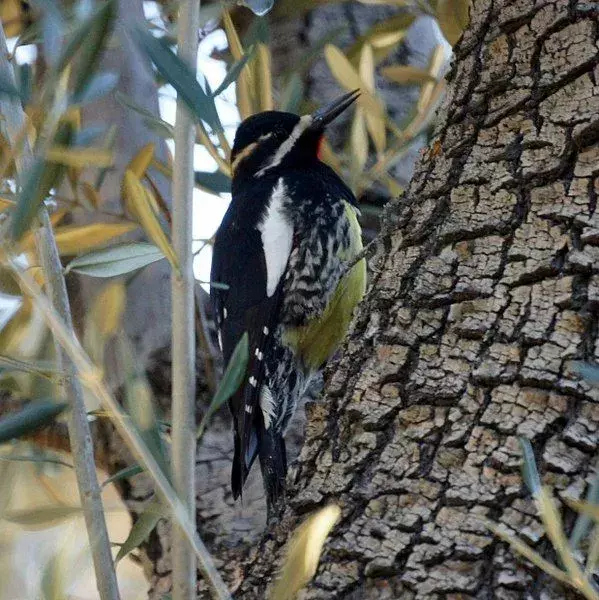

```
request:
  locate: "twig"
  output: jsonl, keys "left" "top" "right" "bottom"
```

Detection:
{"left": 0, "top": 22, "right": 121, "bottom": 600}
{"left": 171, "top": 1, "right": 200, "bottom": 599}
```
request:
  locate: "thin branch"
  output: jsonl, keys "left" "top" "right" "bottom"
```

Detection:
{"left": 0, "top": 22, "right": 121, "bottom": 600}
{"left": 172, "top": 1, "right": 200, "bottom": 599}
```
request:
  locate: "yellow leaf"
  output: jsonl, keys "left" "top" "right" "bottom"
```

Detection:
{"left": 85, "top": 282, "right": 126, "bottom": 363}
{"left": 256, "top": 43, "right": 274, "bottom": 112}
{"left": 1, "top": 0, "right": 24, "bottom": 37}
{"left": 54, "top": 222, "right": 138, "bottom": 256}
{"left": 325, "top": 44, "right": 363, "bottom": 93}
{"left": 325, "top": 44, "right": 384, "bottom": 150}
{"left": 270, "top": 505, "right": 341, "bottom": 600}
{"left": 359, "top": 43, "right": 375, "bottom": 93}
{"left": 222, "top": 10, "right": 243, "bottom": 61}
{"left": 383, "top": 175, "right": 403, "bottom": 198}
{"left": 123, "top": 170, "right": 179, "bottom": 273}
{"left": 417, "top": 45, "right": 446, "bottom": 113}
{"left": 223, "top": 9, "right": 253, "bottom": 118}
{"left": 350, "top": 107, "right": 368, "bottom": 174}
{"left": 127, "top": 143, "right": 155, "bottom": 179}
{"left": 347, "top": 14, "right": 415, "bottom": 65}
{"left": 0, "top": 197, "right": 15, "bottom": 211}
{"left": 46, "top": 146, "right": 114, "bottom": 168}
{"left": 436, "top": 0, "right": 471, "bottom": 46}
{"left": 80, "top": 182, "right": 102, "bottom": 209}
{"left": 381, "top": 65, "right": 437, "bottom": 85}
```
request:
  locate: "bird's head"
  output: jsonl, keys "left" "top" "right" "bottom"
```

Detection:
{"left": 230, "top": 89, "right": 359, "bottom": 182}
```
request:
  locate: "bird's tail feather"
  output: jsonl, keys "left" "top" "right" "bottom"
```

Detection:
{"left": 231, "top": 428, "right": 259, "bottom": 500}
{"left": 258, "top": 427, "right": 287, "bottom": 522}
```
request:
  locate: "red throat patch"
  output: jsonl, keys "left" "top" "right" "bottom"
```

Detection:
{"left": 317, "top": 134, "right": 325, "bottom": 159}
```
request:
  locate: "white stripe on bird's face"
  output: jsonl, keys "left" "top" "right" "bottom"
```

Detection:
{"left": 257, "top": 177, "right": 294, "bottom": 297}
{"left": 256, "top": 114, "right": 312, "bottom": 177}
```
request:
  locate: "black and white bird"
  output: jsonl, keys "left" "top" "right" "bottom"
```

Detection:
{"left": 210, "top": 90, "right": 366, "bottom": 519}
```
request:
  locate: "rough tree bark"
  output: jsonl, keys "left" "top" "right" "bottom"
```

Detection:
{"left": 211, "top": 0, "right": 599, "bottom": 598}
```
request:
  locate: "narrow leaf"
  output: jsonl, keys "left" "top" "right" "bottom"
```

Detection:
{"left": 194, "top": 170, "right": 231, "bottom": 194}
{"left": 127, "top": 143, "right": 155, "bottom": 179}
{"left": 56, "top": 0, "right": 117, "bottom": 97}
{"left": 270, "top": 505, "right": 341, "bottom": 600}
{"left": 47, "top": 146, "right": 114, "bottom": 168}
{"left": 123, "top": 170, "right": 179, "bottom": 273}
{"left": 212, "top": 49, "right": 254, "bottom": 98}
{"left": 66, "top": 242, "right": 165, "bottom": 278}
{"left": 0, "top": 72, "right": 22, "bottom": 98}
{"left": 381, "top": 65, "right": 437, "bottom": 85}
{"left": 279, "top": 73, "right": 304, "bottom": 114}
{"left": 519, "top": 438, "right": 542, "bottom": 496}
{"left": 436, "top": 0, "right": 470, "bottom": 46}
{"left": 71, "top": 71, "right": 119, "bottom": 105}
{"left": 11, "top": 123, "right": 74, "bottom": 241}
{"left": 102, "top": 464, "right": 144, "bottom": 488}
{"left": 3, "top": 506, "right": 81, "bottom": 529}
{"left": 53, "top": 222, "right": 138, "bottom": 256}
{"left": 0, "top": 354, "right": 62, "bottom": 379}
{"left": 115, "top": 499, "right": 164, "bottom": 563}
{"left": 132, "top": 27, "right": 222, "bottom": 133}
{"left": 197, "top": 333, "right": 248, "bottom": 439}
{"left": 0, "top": 454, "right": 73, "bottom": 469}
{"left": 0, "top": 400, "right": 68, "bottom": 445}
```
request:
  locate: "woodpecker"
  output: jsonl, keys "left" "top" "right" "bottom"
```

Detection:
{"left": 210, "top": 90, "right": 366, "bottom": 519}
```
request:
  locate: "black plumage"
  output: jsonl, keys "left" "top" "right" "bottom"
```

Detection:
{"left": 210, "top": 93, "right": 364, "bottom": 519}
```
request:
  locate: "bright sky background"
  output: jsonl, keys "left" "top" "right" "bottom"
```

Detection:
{"left": 142, "top": 2, "right": 240, "bottom": 289}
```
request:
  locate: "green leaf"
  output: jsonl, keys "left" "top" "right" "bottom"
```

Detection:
{"left": 0, "top": 354, "right": 62, "bottom": 379}
{"left": 197, "top": 333, "right": 248, "bottom": 439}
{"left": 115, "top": 498, "right": 164, "bottom": 563}
{"left": 572, "top": 361, "right": 599, "bottom": 387}
{"left": 194, "top": 170, "right": 231, "bottom": 194}
{"left": 65, "top": 242, "right": 165, "bottom": 278}
{"left": 3, "top": 506, "right": 81, "bottom": 529}
{"left": 0, "top": 400, "right": 68, "bottom": 445}
{"left": 0, "top": 72, "right": 22, "bottom": 98}
{"left": 11, "top": 122, "right": 74, "bottom": 241}
{"left": 279, "top": 73, "right": 304, "bottom": 113}
{"left": 519, "top": 438, "right": 542, "bottom": 496}
{"left": 212, "top": 48, "right": 254, "bottom": 98}
{"left": 115, "top": 91, "right": 175, "bottom": 138}
{"left": 35, "top": 0, "right": 66, "bottom": 66}
{"left": 15, "top": 63, "right": 32, "bottom": 104}
{"left": 56, "top": 0, "right": 117, "bottom": 97}
{"left": 0, "top": 454, "right": 73, "bottom": 469}
{"left": 71, "top": 71, "right": 119, "bottom": 105}
{"left": 131, "top": 27, "right": 223, "bottom": 133}
{"left": 102, "top": 464, "right": 144, "bottom": 488}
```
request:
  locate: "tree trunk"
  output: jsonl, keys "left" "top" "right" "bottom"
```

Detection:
{"left": 217, "top": 0, "right": 599, "bottom": 598}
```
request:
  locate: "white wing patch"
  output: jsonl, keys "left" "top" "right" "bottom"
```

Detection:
{"left": 260, "top": 385, "right": 276, "bottom": 430}
{"left": 257, "top": 177, "right": 293, "bottom": 297}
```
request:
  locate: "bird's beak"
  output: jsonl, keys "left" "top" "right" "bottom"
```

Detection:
{"left": 310, "top": 89, "right": 360, "bottom": 129}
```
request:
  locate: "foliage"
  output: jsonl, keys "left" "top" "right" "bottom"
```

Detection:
{"left": 487, "top": 436, "right": 599, "bottom": 599}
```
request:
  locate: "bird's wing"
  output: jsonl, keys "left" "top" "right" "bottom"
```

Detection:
{"left": 210, "top": 180, "right": 294, "bottom": 496}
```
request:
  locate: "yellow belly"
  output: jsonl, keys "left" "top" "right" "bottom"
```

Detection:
{"left": 283, "top": 201, "right": 366, "bottom": 372}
